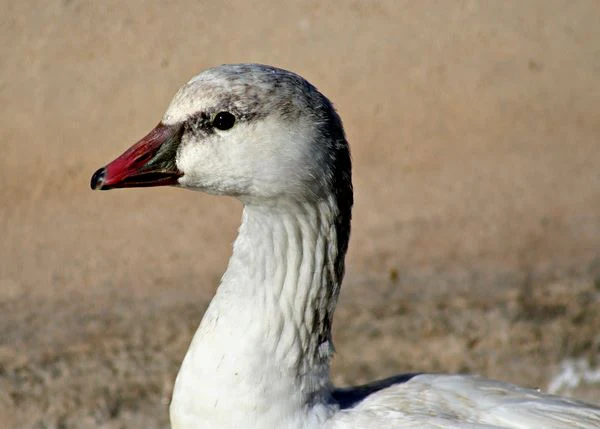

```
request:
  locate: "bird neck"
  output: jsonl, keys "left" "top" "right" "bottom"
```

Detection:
{"left": 170, "top": 195, "right": 351, "bottom": 429}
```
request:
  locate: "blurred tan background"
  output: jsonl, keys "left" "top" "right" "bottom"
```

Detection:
{"left": 1, "top": 1, "right": 600, "bottom": 428}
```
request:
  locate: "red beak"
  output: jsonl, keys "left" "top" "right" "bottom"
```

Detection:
{"left": 91, "top": 123, "right": 183, "bottom": 190}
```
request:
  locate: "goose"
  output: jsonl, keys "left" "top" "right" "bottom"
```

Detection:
{"left": 91, "top": 64, "right": 600, "bottom": 429}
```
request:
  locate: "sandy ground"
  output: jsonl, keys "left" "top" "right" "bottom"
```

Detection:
{"left": 1, "top": 1, "right": 600, "bottom": 428}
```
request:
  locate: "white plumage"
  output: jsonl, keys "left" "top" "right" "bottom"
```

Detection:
{"left": 92, "top": 64, "right": 600, "bottom": 429}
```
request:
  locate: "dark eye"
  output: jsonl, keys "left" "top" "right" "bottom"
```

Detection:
{"left": 213, "top": 111, "right": 236, "bottom": 130}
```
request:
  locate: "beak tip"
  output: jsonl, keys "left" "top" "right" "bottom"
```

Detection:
{"left": 91, "top": 167, "right": 107, "bottom": 190}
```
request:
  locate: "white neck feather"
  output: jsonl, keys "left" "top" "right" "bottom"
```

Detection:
{"left": 170, "top": 196, "right": 345, "bottom": 429}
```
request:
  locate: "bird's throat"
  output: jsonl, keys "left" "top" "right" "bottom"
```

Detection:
{"left": 170, "top": 196, "right": 349, "bottom": 429}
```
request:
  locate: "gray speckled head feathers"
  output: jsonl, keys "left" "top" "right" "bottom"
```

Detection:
{"left": 164, "top": 64, "right": 328, "bottom": 125}
{"left": 169, "top": 63, "right": 352, "bottom": 211}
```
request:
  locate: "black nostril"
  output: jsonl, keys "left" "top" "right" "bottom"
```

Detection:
{"left": 91, "top": 167, "right": 106, "bottom": 190}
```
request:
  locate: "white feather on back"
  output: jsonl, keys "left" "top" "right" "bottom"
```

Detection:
{"left": 331, "top": 374, "right": 600, "bottom": 428}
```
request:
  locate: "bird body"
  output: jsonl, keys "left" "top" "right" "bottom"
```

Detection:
{"left": 92, "top": 64, "right": 600, "bottom": 429}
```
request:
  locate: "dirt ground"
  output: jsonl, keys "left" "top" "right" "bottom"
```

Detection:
{"left": 1, "top": 1, "right": 600, "bottom": 428}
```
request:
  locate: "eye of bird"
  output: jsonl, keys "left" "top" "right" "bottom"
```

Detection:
{"left": 212, "top": 111, "right": 236, "bottom": 130}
